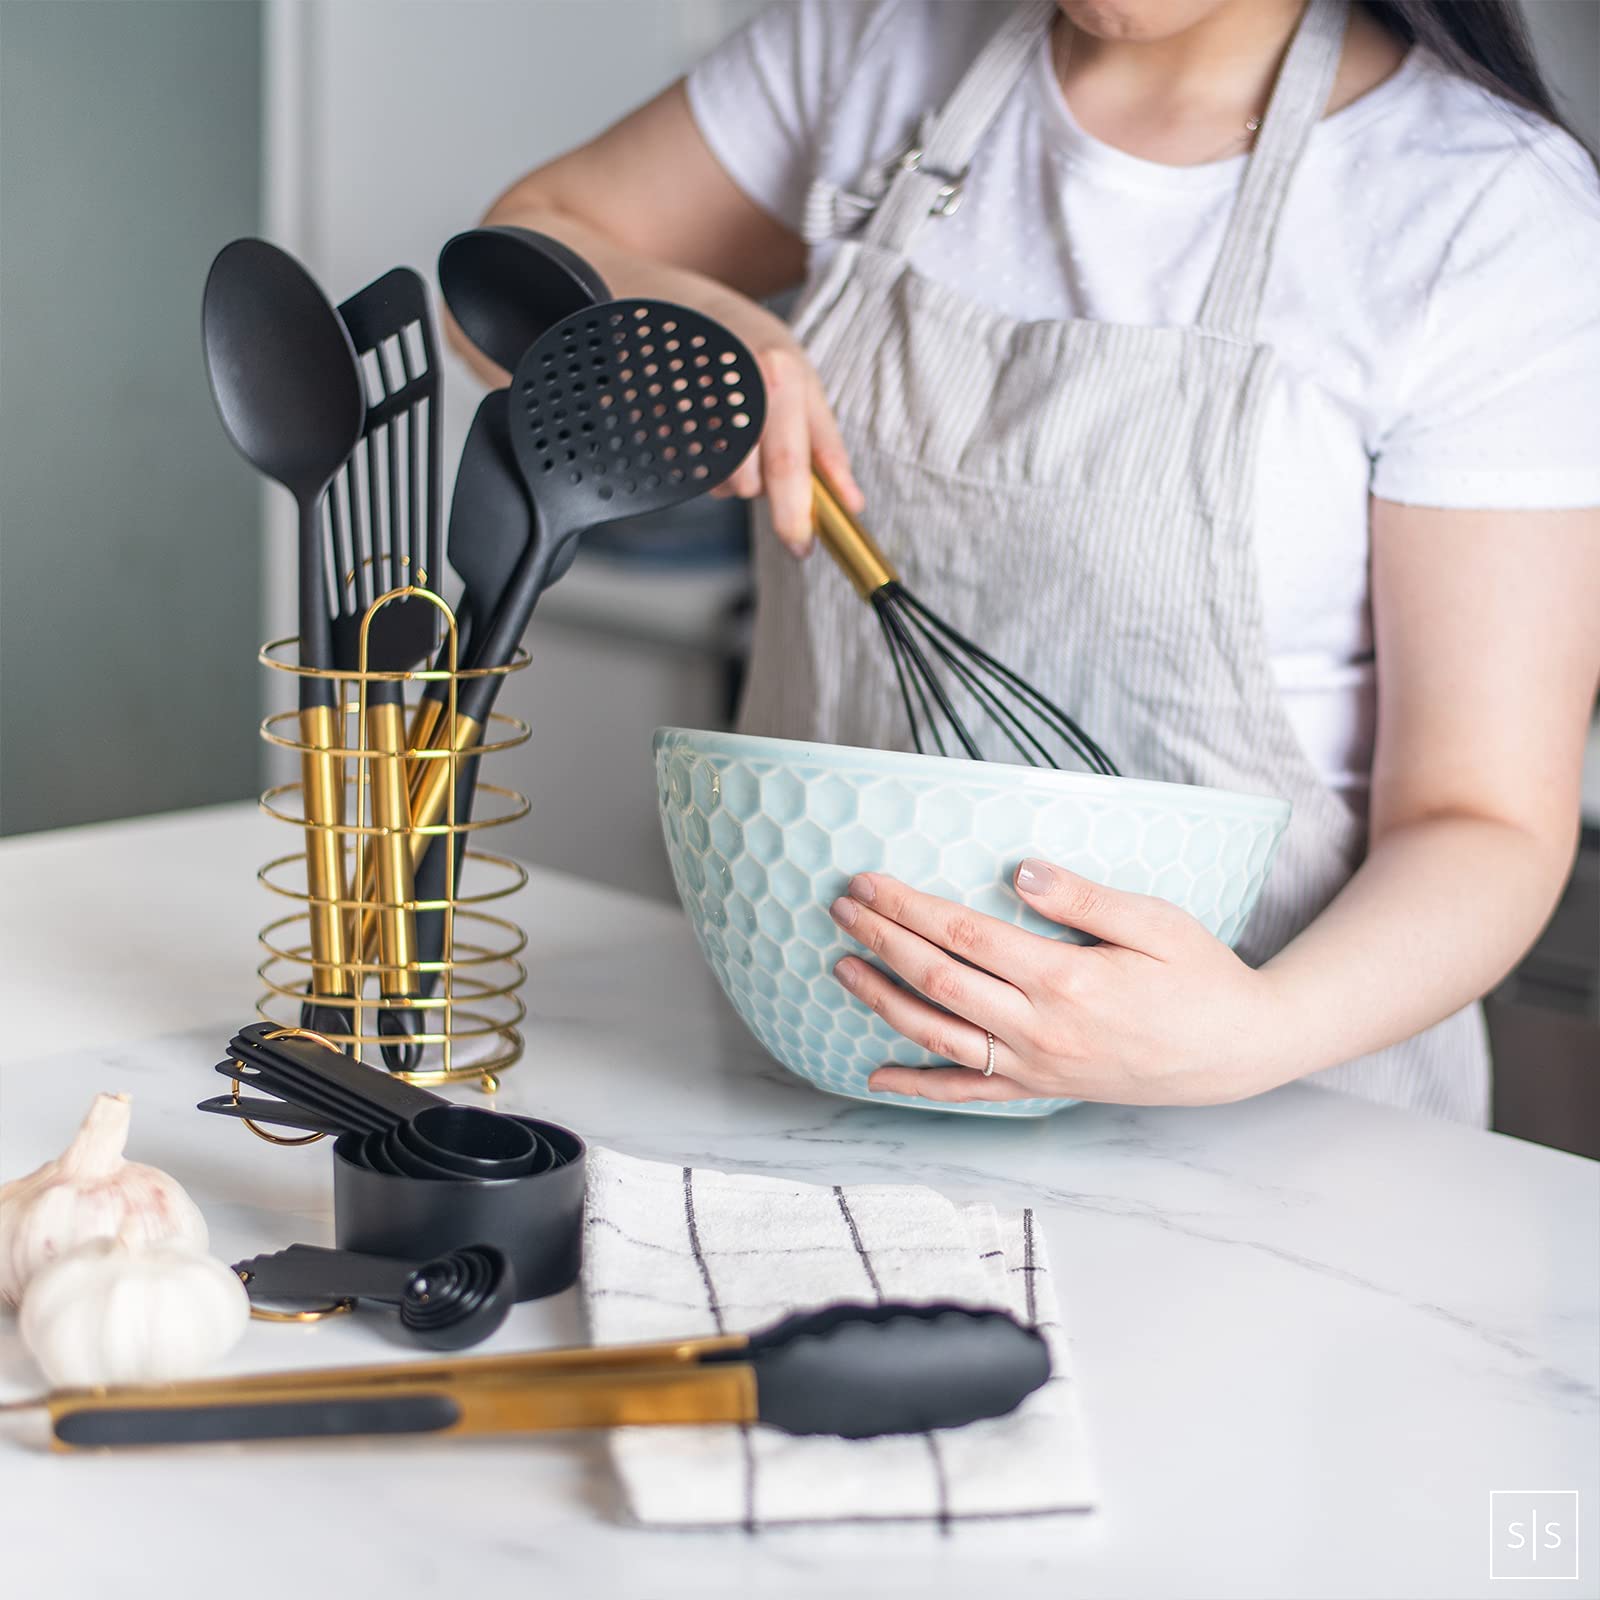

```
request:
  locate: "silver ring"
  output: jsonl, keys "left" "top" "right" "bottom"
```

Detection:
{"left": 983, "top": 1031, "right": 996, "bottom": 1077}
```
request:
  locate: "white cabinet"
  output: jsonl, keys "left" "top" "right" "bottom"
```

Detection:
{"left": 263, "top": 0, "right": 759, "bottom": 897}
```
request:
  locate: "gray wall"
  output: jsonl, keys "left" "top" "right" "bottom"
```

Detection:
{"left": 1526, "top": 0, "right": 1600, "bottom": 153}
{"left": 0, "top": 0, "right": 263, "bottom": 835}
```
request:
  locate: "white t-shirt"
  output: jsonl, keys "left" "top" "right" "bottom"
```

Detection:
{"left": 686, "top": 0, "right": 1600, "bottom": 808}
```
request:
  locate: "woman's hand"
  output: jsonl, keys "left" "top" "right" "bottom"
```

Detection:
{"left": 830, "top": 859, "right": 1295, "bottom": 1106}
{"left": 696, "top": 288, "right": 864, "bottom": 556}
{"left": 475, "top": 81, "right": 863, "bottom": 557}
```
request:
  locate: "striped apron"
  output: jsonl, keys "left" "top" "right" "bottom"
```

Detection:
{"left": 736, "top": 0, "right": 1490, "bottom": 1123}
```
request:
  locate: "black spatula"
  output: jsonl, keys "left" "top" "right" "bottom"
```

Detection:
{"left": 333, "top": 268, "right": 443, "bottom": 1069}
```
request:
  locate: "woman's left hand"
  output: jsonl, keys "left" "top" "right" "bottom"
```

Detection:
{"left": 831, "top": 859, "right": 1294, "bottom": 1106}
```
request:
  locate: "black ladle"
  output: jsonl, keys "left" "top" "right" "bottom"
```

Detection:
{"left": 434, "top": 226, "right": 608, "bottom": 610}
{"left": 203, "top": 240, "right": 366, "bottom": 1018}
{"left": 439, "top": 224, "right": 611, "bottom": 380}
{"left": 399, "top": 230, "right": 616, "bottom": 1008}
{"left": 234, "top": 1243, "right": 514, "bottom": 1350}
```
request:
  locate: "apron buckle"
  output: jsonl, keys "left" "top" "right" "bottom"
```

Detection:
{"left": 888, "top": 144, "right": 966, "bottom": 218}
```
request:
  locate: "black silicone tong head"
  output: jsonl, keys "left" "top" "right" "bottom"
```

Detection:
{"left": 32, "top": 1300, "right": 1048, "bottom": 1450}
{"left": 235, "top": 1243, "right": 514, "bottom": 1350}
{"left": 735, "top": 1301, "right": 1051, "bottom": 1437}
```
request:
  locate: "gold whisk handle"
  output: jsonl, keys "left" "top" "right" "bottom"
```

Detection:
{"left": 812, "top": 470, "right": 898, "bottom": 599}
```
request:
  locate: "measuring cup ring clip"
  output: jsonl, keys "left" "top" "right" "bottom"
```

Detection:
{"left": 227, "top": 1025, "right": 347, "bottom": 1146}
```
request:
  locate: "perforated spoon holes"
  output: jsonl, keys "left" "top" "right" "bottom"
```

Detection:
{"left": 518, "top": 305, "right": 755, "bottom": 505}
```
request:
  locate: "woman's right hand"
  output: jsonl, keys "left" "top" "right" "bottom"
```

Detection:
{"left": 697, "top": 287, "right": 865, "bottom": 557}
{"left": 475, "top": 80, "right": 864, "bottom": 559}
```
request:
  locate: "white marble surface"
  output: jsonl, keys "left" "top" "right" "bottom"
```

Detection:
{"left": 0, "top": 804, "right": 1595, "bottom": 1599}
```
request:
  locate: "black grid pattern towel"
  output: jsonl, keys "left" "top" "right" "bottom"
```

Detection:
{"left": 581, "top": 1146, "right": 1096, "bottom": 1528}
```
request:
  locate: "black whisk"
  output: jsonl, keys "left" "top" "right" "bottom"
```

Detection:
{"left": 811, "top": 473, "right": 1119, "bottom": 776}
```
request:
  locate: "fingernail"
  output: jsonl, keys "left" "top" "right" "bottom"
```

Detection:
{"left": 830, "top": 896, "right": 859, "bottom": 928}
{"left": 1017, "top": 859, "right": 1055, "bottom": 893}
{"left": 848, "top": 874, "right": 876, "bottom": 904}
{"left": 834, "top": 957, "right": 859, "bottom": 989}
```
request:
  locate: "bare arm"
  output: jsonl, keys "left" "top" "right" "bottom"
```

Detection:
{"left": 1254, "top": 500, "right": 1600, "bottom": 1071}
{"left": 462, "top": 81, "right": 862, "bottom": 544}
{"left": 851, "top": 499, "right": 1600, "bottom": 1108}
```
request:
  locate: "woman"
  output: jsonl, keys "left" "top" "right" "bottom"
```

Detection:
{"left": 471, "top": 0, "right": 1600, "bottom": 1119}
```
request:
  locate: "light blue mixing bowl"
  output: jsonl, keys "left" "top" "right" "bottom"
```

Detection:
{"left": 654, "top": 727, "right": 1291, "bottom": 1117}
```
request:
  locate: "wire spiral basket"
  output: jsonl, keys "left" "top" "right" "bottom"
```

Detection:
{"left": 256, "top": 586, "right": 530, "bottom": 1090}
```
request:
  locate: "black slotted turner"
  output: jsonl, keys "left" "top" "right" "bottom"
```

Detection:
{"left": 400, "top": 299, "right": 766, "bottom": 857}
{"left": 334, "top": 269, "right": 443, "bottom": 1069}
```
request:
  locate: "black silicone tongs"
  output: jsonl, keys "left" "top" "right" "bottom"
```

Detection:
{"left": 12, "top": 1302, "right": 1049, "bottom": 1450}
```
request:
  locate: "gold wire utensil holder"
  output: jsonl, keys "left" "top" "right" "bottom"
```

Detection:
{"left": 256, "top": 587, "right": 530, "bottom": 1098}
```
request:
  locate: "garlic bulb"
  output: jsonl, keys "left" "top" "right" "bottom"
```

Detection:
{"left": 20, "top": 1234, "right": 249, "bottom": 1387}
{"left": 0, "top": 1093, "right": 208, "bottom": 1309}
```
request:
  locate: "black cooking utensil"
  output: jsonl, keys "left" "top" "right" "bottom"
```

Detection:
{"left": 438, "top": 224, "right": 611, "bottom": 378}
{"left": 330, "top": 1116, "right": 584, "bottom": 1303}
{"left": 22, "top": 1301, "right": 1049, "bottom": 1449}
{"left": 202, "top": 239, "right": 365, "bottom": 1012}
{"left": 333, "top": 268, "right": 444, "bottom": 1072}
{"left": 402, "top": 392, "right": 532, "bottom": 1014}
{"left": 400, "top": 298, "right": 766, "bottom": 853}
{"left": 234, "top": 1243, "right": 514, "bottom": 1350}
{"left": 403, "top": 232, "right": 615, "bottom": 1011}
{"left": 203, "top": 1024, "right": 544, "bottom": 1178}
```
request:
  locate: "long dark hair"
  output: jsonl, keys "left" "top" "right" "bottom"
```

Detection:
{"left": 1362, "top": 2, "right": 1590, "bottom": 152}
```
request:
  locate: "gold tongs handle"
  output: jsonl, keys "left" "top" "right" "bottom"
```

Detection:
{"left": 35, "top": 1366, "right": 757, "bottom": 1450}
{"left": 24, "top": 1332, "right": 755, "bottom": 1450}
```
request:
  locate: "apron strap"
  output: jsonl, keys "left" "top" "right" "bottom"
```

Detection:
{"left": 1196, "top": 0, "right": 1350, "bottom": 339}
{"left": 852, "top": 0, "right": 1056, "bottom": 256}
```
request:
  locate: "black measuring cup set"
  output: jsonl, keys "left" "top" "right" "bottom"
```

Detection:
{"left": 199, "top": 1022, "right": 585, "bottom": 1348}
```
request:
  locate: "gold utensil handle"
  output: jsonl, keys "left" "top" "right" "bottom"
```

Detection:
{"left": 356, "top": 710, "right": 485, "bottom": 966}
{"left": 38, "top": 1331, "right": 749, "bottom": 1403}
{"left": 299, "top": 704, "right": 351, "bottom": 997}
{"left": 365, "top": 700, "right": 419, "bottom": 998}
{"left": 39, "top": 1364, "right": 758, "bottom": 1450}
{"left": 812, "top": 470, "right": 897, "bottom": 599}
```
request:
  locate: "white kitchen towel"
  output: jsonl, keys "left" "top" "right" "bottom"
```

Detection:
{"left": 581, "top": 1146, "right": 1097, "bottom": 1528}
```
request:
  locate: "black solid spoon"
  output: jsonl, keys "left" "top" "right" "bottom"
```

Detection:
{"left": 203, "top": 239, "right": 366, "bottom": 1013}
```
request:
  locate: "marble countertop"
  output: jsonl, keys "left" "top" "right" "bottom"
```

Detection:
{"left": 0, "top": 804, "right": 1595, "bottom": 1600}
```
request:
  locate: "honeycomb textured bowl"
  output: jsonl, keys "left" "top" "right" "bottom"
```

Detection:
{"left": 655, "top": 727, "right": 1291, "bottom": 1118}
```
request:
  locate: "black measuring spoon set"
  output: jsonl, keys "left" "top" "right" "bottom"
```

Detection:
{"left": 234, "top": 1242, "right": 515, "bottom": 1351}
{"left": 199, "top": 1023, "right": 585, "bottom": 1303}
